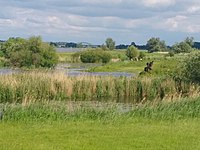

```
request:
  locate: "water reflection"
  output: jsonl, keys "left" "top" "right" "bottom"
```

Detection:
{"left": 57, "top": 63, "right": 134, "bottom": 77}
{"left": 0, "top": 63, "right": 134, "bottom": 77}
{"left": 0, "top": 68, "right": 19, "bottom": 75}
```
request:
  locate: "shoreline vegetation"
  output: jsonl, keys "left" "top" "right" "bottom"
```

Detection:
{"left": 1, "top": 36, "right": 200, "bottom": 149}
{"left": 1, "top": 96, "right": 200, "bottom": 122}
{"left": 0, "top": 71, "right": 199, "bottom": 104}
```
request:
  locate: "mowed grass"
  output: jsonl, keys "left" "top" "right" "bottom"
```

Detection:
{"left": 1, "top": 119, "right": 200, "bottom": 150}
{"left": 2, "top": 97, "right": 200, "bottom": 150}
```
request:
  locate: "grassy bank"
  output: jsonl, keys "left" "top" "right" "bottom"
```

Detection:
{"left": 1, "top": 119, "right": 200, "bottom": 150}
{"left": 89, "top": 57, "right": 179, "bottom": 75}
{"left": 1, "top": 97, "right": 200, "bottom": 122}
{"left": 0, "top": 71, "right": 199, "bottom": 104}
{"left": 1, "top": 97, "right": 200, "bottom": 149}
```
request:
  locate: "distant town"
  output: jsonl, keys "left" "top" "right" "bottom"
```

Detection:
{"left": 49, "top": 41, "right": 200, "bottom": 50}
{"left": 1, "top": 40, "right": 200, "bottom": 50}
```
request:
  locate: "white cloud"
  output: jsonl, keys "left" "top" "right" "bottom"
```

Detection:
{"left": 82, "top": 0, "right": 123, "bottom": 5}
{"left": 164, "top": 15, "right": 187, "bottom": 30}
{"left": 187, "top": 6, "right": 200, "bottom": 13}
{"left": 142, "top": 0, "right": 176, "bottom": 7}
{"left": 0, "top": 0, "right": 200, "bottom": 44}
{"left": 155, "top": 15, "right": 200, "bottom": 34}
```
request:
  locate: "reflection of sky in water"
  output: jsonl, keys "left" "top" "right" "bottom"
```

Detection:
{"left": 57, "top": 63, "right": 134, "bottom": 77}
{"left": 0, "top": 68, "right": 134, "bottom": 77}
{"left": 66, "top": 70, "right": 134, "bottom": 77}
{"left": 0, "top": 69, "right": 18, "bottom": 74}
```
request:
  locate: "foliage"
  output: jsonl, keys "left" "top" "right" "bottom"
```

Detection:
{"left": 181, "top": 51, "right": 200, "bottom": 84}
{"left": 101, "top": 44, "right": 109, "bottom": 51}
{"left": 0, "top": 72, "right": 199, "bottom": 104}
{"left": 0, "top": 36, "right": 58, "bottom": 68}
{"left": 1, "top": 97, "right": 200, "bottom": 122}
{"left": 146, "top": 37, "right": 167, "bottom": 52}
{"left": 139, "top": 51, "right": 146, "bottom": 59}
{"left": 105, "top": 38, "right": 115, "bottom": 50}
{"left": 126, "top": 46, "right": 139, "bottom": 60}
{"left": 71, "top": 52, "right": 82, "bottom": 63}
{"left": 184, "top": 36, "right": 194, "bottom": 47}
{"left": 171, "top": 42, "right": 193, "bottom": 54}
{"left": 168, "top": 51, "right": 175, "bottom": 57}
{"left": 80, "top": 49, "right": 111, "bottom": 63}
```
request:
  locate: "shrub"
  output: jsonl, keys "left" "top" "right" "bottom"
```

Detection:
{"left": 181, "top": 51, "right": 200, "bottom": 84}
{"left": 139, "top": 51, "right": 146, "bottom": 59}
{"left": 168, "top": 51, "right": 175, "bottom": 57}
{"left": 126, "top": 46, "right": 139, "bottom": 61}
{"left": 172, "top": 42, "right": 193, "bottom": 54}
{"left": 0, "top": 36, "right": 58, "bottom": 68}
{"left": 80, "top": 50, "right": 111, "bottom": 63}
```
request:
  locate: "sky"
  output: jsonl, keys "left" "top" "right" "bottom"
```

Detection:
{"left": 0, "top": 0, "right": 200, "bottom": 45}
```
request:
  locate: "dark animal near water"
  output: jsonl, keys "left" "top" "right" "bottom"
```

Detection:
{"left": 0, "top": 109, "right": 4, "bottom": 120}
{"left": 144, "top": 61, "right": 154, "bottom": 72}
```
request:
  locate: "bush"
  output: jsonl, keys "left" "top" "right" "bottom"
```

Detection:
{"left": 126, "top": 46, "right": 139, "bottom": 61}
{"left": 0, "top": 36, "right": 58, "bottom": 68}
{"left": 139, "top": 51, "right": 146, "bottom": 59}
{"left": 80, "top": 49, "right": 111, "bottom": 63}
{"left": 172, "top": 42, "right": 193, "bottom": 54}
{"left": 181, "top": 51, "right": 200, "bottom": 84}
{"left": 168, "top": 51, "right": 175, "bottom": 57}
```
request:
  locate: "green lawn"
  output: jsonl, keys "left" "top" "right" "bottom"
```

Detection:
{"left": 1, "top": 119, "right": 200, "bottom": 150}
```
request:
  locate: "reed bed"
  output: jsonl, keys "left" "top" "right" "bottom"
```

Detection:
{"left": 1, "top": 97, "right": 200, "bottom": 122}
{"left": 0, "top": 71, "right": 199, "bottom": 104}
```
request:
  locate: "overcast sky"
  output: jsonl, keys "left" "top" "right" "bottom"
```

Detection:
{"left": 0, "top": 0, "right": 200, "bottom": 45}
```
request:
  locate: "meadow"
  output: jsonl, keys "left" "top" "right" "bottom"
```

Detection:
{"left": 1, "top": 97, "right": 200, "bottom": 149}
{"left": 1, "top": 49, "right": 200, "bottom": 150}
{"left": 2, "top": 119, "right": 200, "bottom": 150}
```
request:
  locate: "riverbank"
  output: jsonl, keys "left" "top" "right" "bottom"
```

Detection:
{"left": 0, "top": 71, "right": 199, "bottom": 103}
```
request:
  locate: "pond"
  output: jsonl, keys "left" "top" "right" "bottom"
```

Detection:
{"left": 56, "top": 63, "right": 134, "bottom": 77}
{"left": 0, "top": 68, "right": 19, "bottom": 75}
{"left": 0, "top": 63, "right": 134, "bottom": 77}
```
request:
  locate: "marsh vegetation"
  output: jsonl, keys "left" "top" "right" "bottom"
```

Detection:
{"left": 1, "top": 36, "right": 200, "bottom": 149}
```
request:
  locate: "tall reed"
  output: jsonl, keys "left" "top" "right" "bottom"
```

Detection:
{"left": 0, "top": 71, "right": 199, "bottom": 104}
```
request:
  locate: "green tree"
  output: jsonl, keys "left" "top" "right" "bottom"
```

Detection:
{"left": 172, "top": 42, "right": 193, "bottom": 54}
{"left": 101, "top": 44, "right": 108, "bottom": 51}
{"left": 0, "top": 36, "right": 58, "bottom": 68}
{"left": 184, "top": 37, "right": 194, "bottom": 47}
{"left": 126, "top": 46, "right": 139, "bottom": 61}
{"left": 105, "top": 38, "right": 115, "bottom": 50}
{"left": 181, "top": 51, "right": 200, "bottom": 83}
{"left": 146, "top": 37, "right": 167, "bottom": 52}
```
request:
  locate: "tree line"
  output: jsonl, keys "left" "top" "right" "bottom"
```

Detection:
{"left": 0, "top": 36, "right": 58, "bottom": 68}
{"left": 49, "top": 37, "right": 200, "bottom": 52}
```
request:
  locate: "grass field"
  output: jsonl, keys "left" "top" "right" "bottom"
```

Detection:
{"left": 1, "top": 119, "right": 200, "bottom": 149}
{"left": 0, "top": 50, "right": 199, "bottom": 150}
{"left": 1, "top": 97, "right": 200, "bottom": 149}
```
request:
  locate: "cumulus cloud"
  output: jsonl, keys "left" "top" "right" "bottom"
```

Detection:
{"left": 141, "top": 0, "right": 176, "bottom": 7}
{"left": 0, "top": 0, "right": 200, "bottom": 44}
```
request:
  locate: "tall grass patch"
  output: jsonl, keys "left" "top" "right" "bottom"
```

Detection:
{"left": 0, "top": 71, "right": 199, "bottom": 104}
